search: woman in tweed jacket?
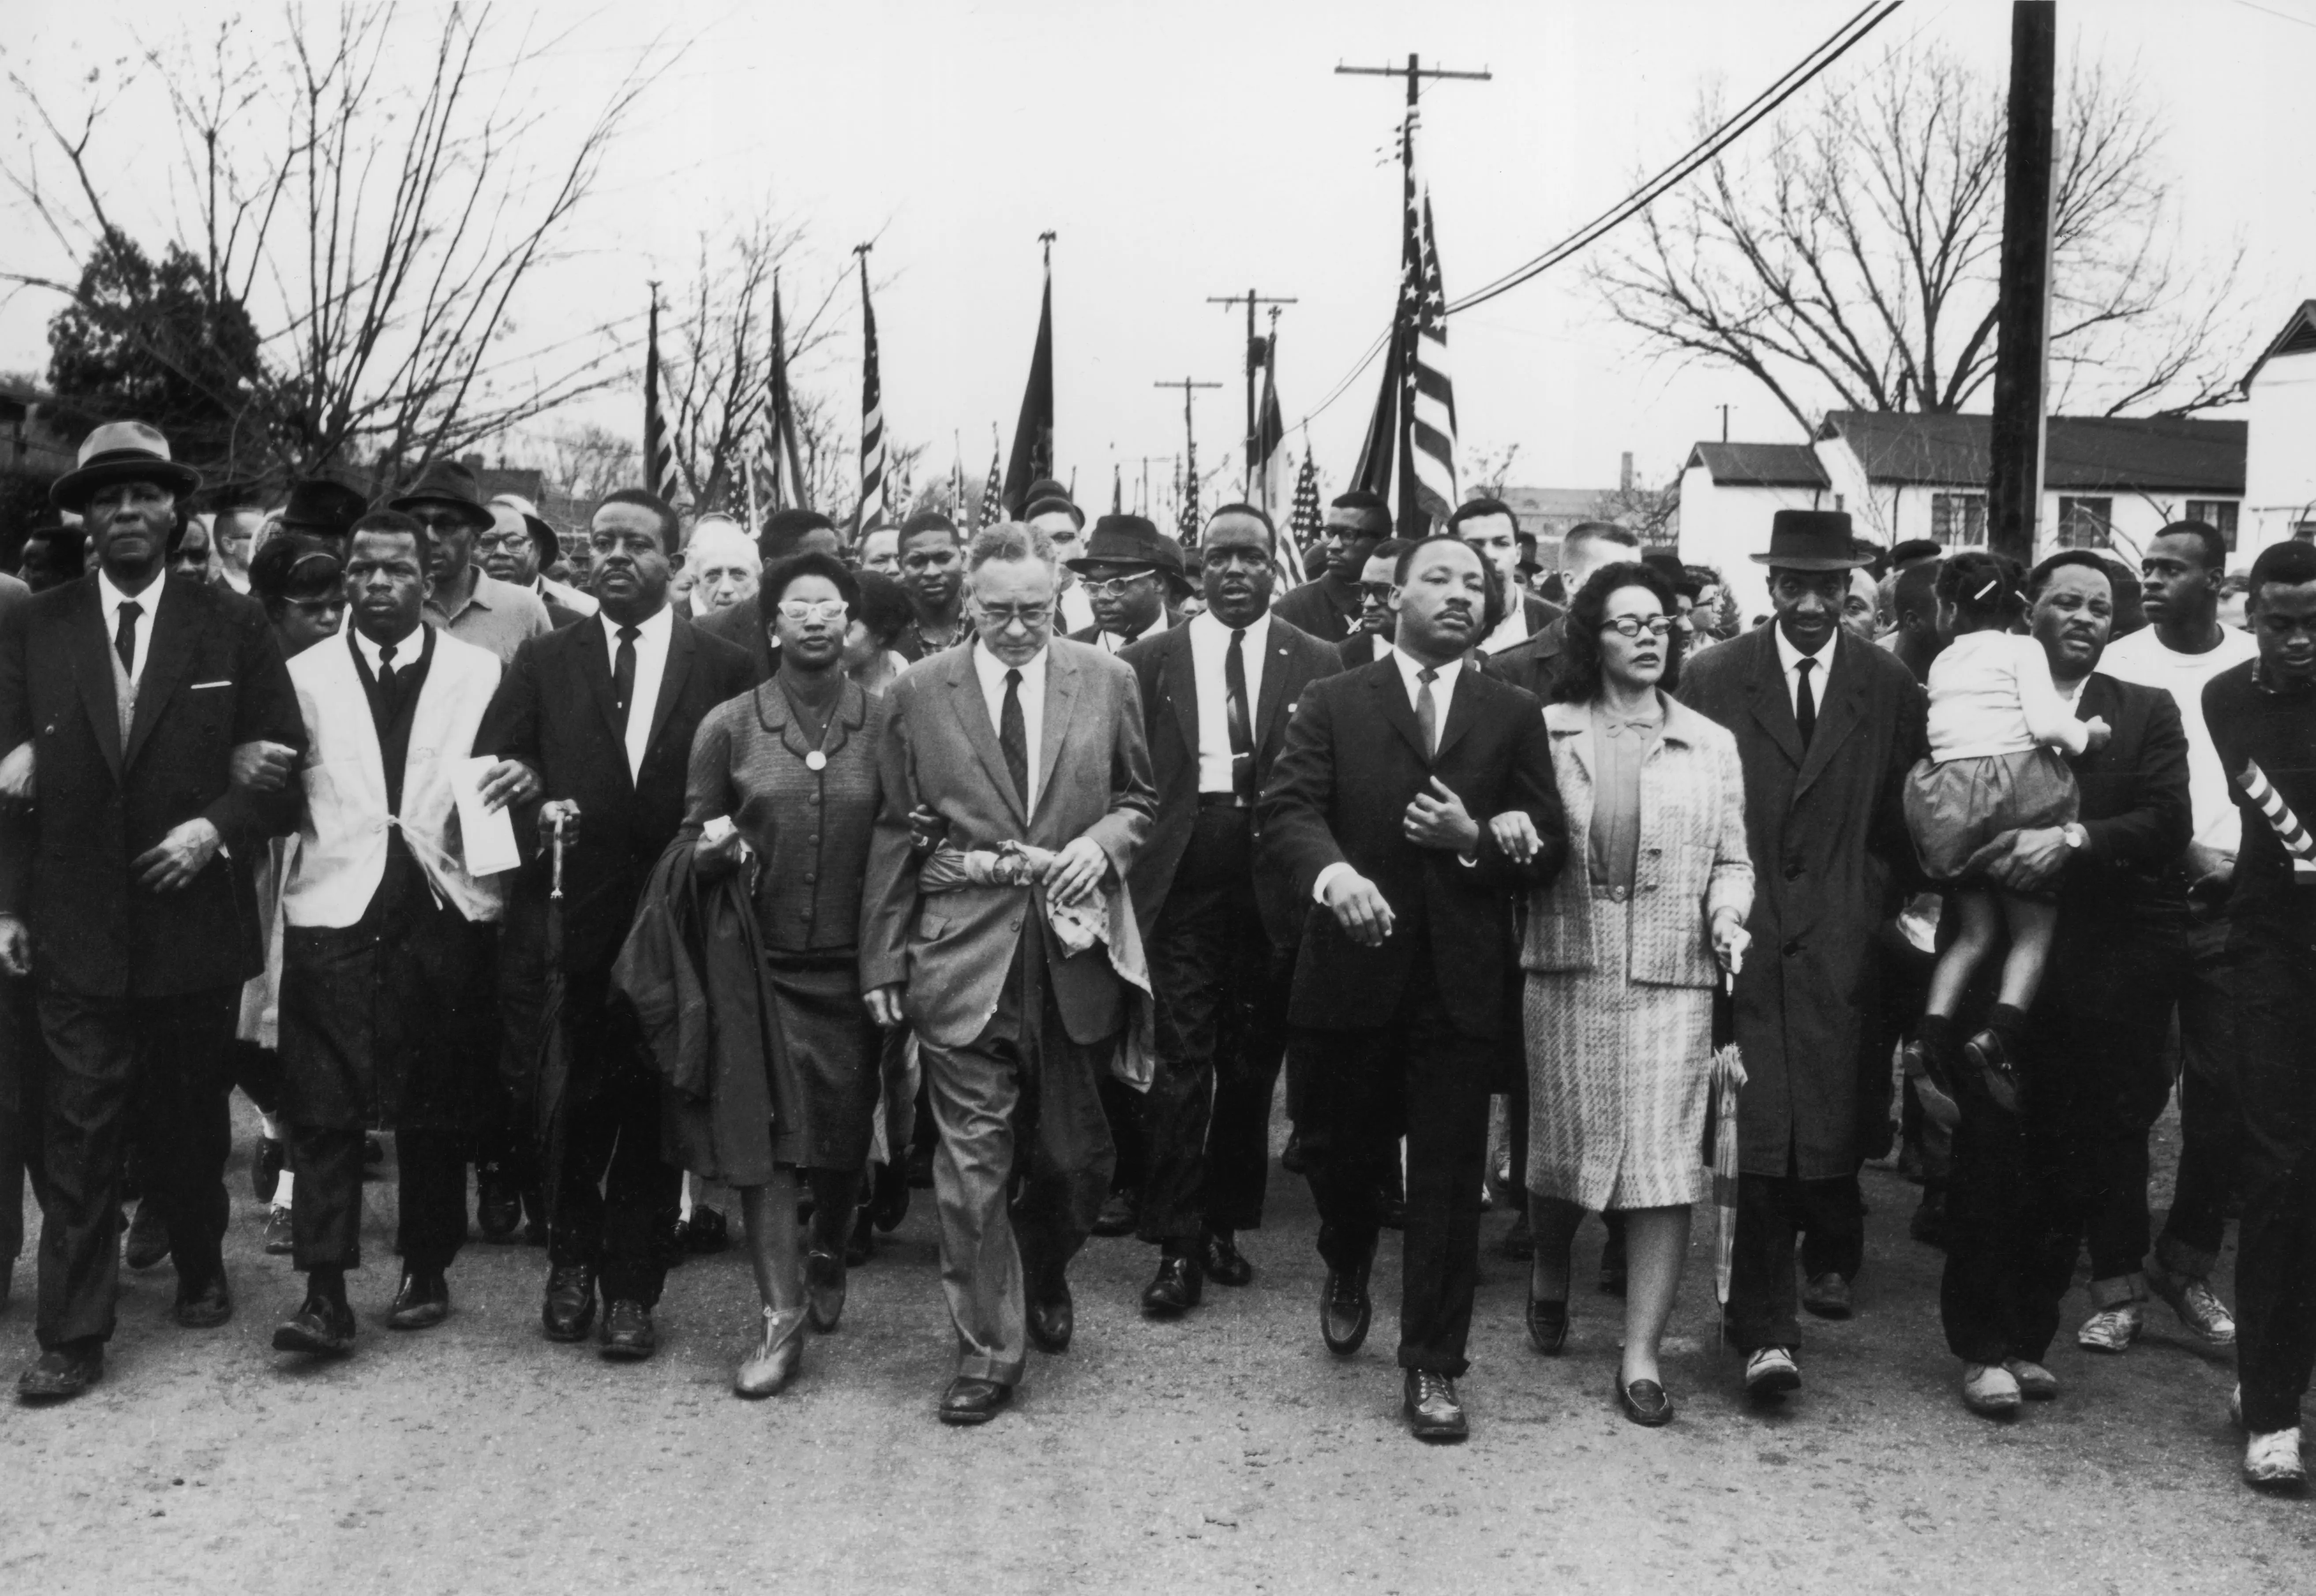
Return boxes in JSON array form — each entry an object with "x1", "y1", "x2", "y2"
[{"x1": 1493, "y1": 561, "x2": 1753, "y2": 1427}]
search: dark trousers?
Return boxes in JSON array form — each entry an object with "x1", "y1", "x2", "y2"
[
  {"x1": 1138, "y1": 807, "x2": 1289, "y2": 1245},
  {"x1": 32, "y1": 984, "x2": 238, "y2": 1349},
  {"x1": 0, "y1": 979, "x2": 44, "y2": 1271},
  {"x1": 2160, "y1": 912, "x2": 2242, "y2": 1276},
  {"x1": 547, "y1": 976, "x2": 678, "y2": 1308},
  {"x1": 289, "y1": 1125, "x2": 468, "y2": 1275},
  {"x1": 2229, "y1": 909, "x2": 2316, "y2": 1435},
  {"x1": 1939, "y1": 1055, "x2": 2080, "y2": 1365},
  {"x1": 1725, "y1": 1167, "x2": 1866, "y2": 1353},
  {"x1": 483, "y1": 895, "x2": 551, "y2": 1200},
  {"x1": 1295, "y1": 954, "x2": 1495, "y2": 1377}
]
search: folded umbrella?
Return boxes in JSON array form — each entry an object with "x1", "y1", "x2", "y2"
[{"x1": 1705, "y1": 969, "x2": 1746, "y2": 1342}]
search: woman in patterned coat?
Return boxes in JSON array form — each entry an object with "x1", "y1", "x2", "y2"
[{"x1": 1493, "y1": 561, "x2": 1753, "y2": 1427}]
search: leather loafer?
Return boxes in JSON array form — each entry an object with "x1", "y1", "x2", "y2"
[
  {"x1": 173, "y1": 1271, "x2": 233, "y2": 1329},
  {"x1": 542, "y1": 1263, "x2": 598, "y2": 1342},
  {"x1": 124, "y1": 1198, "x2": 171, "y2": 1271},
  {"x1": 1616, "y1": 1372, "x2": 1674, "y2": 1427},
  {"x1": 1027, "y1": 1277, "x2": 1074, "y2": 1353},
  {"x1": 599, "y1": 1299, "x2": 656, "y2": 1361},
  {"x1": 1278, "y1": 1130, "x2": 1307, "y2": 1175},
  {"x1": 1320, "y1": 1251, "x2": 1373, "y2": 1356},
  {"x1": 1404, "y1": 1369, "x2": 1468, "y2": 1443},
  {"x1": 1091, "y1": 1189, "x2": 1139, "y2": 1238},
  {"x1": 1525, "y1": 1294, "x2": 1569, "y2": 1356},
  {"x1": 387, "y1": 1269, "x2": 450, "y2": 1331},
  {"x1": 272, "y1": 1293, "x2": 357, "y2": 1357},
  {"x1": 938, "y1": 1375, "x2": 1012, "y2": 1426},
  {"x1": 870, "y1": 1161, "x2": 911, "y2": 1233},
  {"x1": 475, "y1": 1169, "x2": 523, "y2": 1243},
  {"x1": 252, "y1": 1136, "x2": 287, "y2": 1204},
  {"x1": 1140, "y1": 1251, "x2": 1204, "y2": 1318},
  {"x1": 806, "y1": 1249, "x2": 848, "y2": 1334},
  {"x1": 17, "y1": 1342, "x2": 103, "y2": 1402},
  {"x1": 734, "y1": 1306, "x2": 808, "y2": 1398},
  {"x1": 1802, "y1": 1272, "x2": 1853, "y2": 1320},
  {"x1": 262, "y1": 1205, "x2": 296, "y2": 1256},
  {"x1": 1200, "y1": 1230, "x2": 1254, "y2": 1288}
]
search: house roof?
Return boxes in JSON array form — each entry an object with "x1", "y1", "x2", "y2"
[
  {"x1": 1814, "y1": 410, "x2": 2245, "y2": 495},
  {"x1": 2243, "y1": 299, "x2": 2316, "y2": 391},
  {"x1": 1500, "y1": 486, "x2": 1616, "y2": 527},
  {"x1": 1684, "y1": 441, "x2": 1829, "y2": 489}
]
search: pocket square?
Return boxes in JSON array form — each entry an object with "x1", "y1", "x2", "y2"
[{"x1": 190, "y1": 680, "x2": 232, "y2": 690}]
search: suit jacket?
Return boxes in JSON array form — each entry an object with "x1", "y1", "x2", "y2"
[
  {"x1": 1675, "y1": 624, "x2": 1926, "y2": 1178},
  {"x1": 477, "y1": 609, "x2": 755, "y2": 976},
  {"x1": 1336, "y1": 631, "x2": 1389, "y2": 672},
  {"x1": 282, "y1": 628, "x2": 507, "y2": 929},
  {"x1": 1118, "y1": 617, "x2": 1341, "y2": 946},
  {"x1": 1258, "y1": 657, "x2": 1566, "y2": 1038},
  {"x1": 1271, "y1": 578, "x2": 1360, "y2": 644},
  {"x1": 862, "y1": 639, "x2": 1157, "y2": 1049},
  {"x1": 2054, "y1": 670, "x2": 2191, "y2": 912},
  {"x1": 1483, "y1": 615, "x2": 1568, "y2": 700},
  {"x1": 696, "y1": 594, "x2": 776, "y2": 687},
  {"x1": 0, "y1": 572, "x2": 304, "y2": 997}
]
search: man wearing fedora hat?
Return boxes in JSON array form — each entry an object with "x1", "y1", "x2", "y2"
[
  {"x1": 0, "y1": 420, "x2": 306, "y2": 1401},
  {"x1": 276, "y1": 477, "x2": 371, "y2": 548},
  {"x1": 481, "y1": 493, "x2": 596, "y2": 625},
  {"x1": 1068, "y1": 514, "x2": 1185, "y2": 657},
  {"x1": 1676, "y1": 508, "x2": 1926, "y2": 1402},
  {"x1": 393, "y1": 460, "x2": 553, "y2": 666}
]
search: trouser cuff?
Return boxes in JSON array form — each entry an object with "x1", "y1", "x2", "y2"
[{"x1": 2086, "y1": 1272, "x2": 2147, "y2": 1311}]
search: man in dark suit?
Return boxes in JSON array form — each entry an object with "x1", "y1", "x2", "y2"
[
  {"x1": 695, "y1": 508, "x2": 844, "y2": 686},
  {"x1": 1118, "y1": 505, "x2": 1340, "y2": 1315},
  {"x1": 1260, "y1": 535, "x2": 1566, "y2": 1443},
  {"x1": 1934, "y1": 550, "x2": 2192, "y2": 1416},
  {"x1": 1335, "y1": 540, "x2": 1410, "y2": 672},
  {"x1": 0, "y1": 422, "x2": 305, "y2": 1401},
  {"x1": 478, "y1": 487, "x2": 753, "y2": 1362},
  {"x1": 1068, "y1": 514, "x2": 1184, "y2": 656},
  {"x1": 1675, "y1": 509, "x2": 1926, "y2": 1402},
  {"x1": 1272, "y1": 490, "x2": 1391, "y2": 645}
]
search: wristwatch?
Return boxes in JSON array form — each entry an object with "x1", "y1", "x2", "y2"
[{"x1": 2061, "y1": 822, "x2": 2088, "y2": 850}]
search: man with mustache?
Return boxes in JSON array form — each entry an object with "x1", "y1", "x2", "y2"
[{"x1": 1260, "y1": 535, "x2": 1565, "y2": 1442}]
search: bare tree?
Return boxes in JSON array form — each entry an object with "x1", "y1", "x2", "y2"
[
  {"x1": 1, "y1": 2, "x2": 677, "y2": 488},
  {"x1": 538, "y1": 422, "x2": 637, "y2": 506},
  {"x1": 1464, "y1": 442, "x2": 1522, "y2": 501},
  {"x1": 1591, "y1": 43, "x2": 2248, "y2": 434},
  {"x1": 1589, "y1": 471, "x2": 1681, "y2": 545}
]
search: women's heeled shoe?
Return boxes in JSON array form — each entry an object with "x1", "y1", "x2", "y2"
[
  {"x1": 1525, "y1": 1294, "x2": 1570, "y2": 1355},
  {"x1": 734, "y1": 1306, "x2": 808, "y2": 1398}
]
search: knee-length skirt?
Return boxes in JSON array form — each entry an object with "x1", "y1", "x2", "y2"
[{"x1": 1524, "y1": 893, "x2": 1713, "y2": 1211}]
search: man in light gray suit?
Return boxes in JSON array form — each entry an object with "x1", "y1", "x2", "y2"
[{"x1": 863, "y1": 521, "x2": 1157, "y2": 1427}]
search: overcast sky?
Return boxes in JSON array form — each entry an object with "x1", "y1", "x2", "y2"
[{"x1": 4, "y1": 0, "x2": 2310, "y2": 504}]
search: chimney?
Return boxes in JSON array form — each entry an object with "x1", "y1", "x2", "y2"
[
  {"x1": 461, "y1": 453, "x2": 484, "y2": 475},
  {"x1": 1620, "y1": 452, "x2": 1634, "y2": 492}
]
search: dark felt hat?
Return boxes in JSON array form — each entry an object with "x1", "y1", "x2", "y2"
[
  {"x1": 1751, "y1": 508, "x2": 1871, "y2": 571},
  {"x1": 1067, "y1": 514, "x2": 1185, "y2": 583},
  {"x1": 50, "y1": 421, "x2": 203, "y2": 512},
  {"x1": 279, "y1": 476, "x2": 371, "y2": 540},
  {"x1": 389, "y1": 458, "x2": 493, "y2": 531}
]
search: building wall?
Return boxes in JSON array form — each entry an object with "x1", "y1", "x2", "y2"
[
  {"x1": 1675, "y1": 464, "x2": 1827, "y2": 624},
  {"x1": 2243, "y1": 349, "x2": 2316, "y2": 563}
]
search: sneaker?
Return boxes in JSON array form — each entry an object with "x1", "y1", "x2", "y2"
[
  {"x1": 2145, "y1": 1259, "x2": 2236, "y2": 1347},
  {"x1": 1743, "y1": 1346, "x2": 1800, "y2": 1398},
  {"x1": 2076, "y1": 1301, "x2": 2142, "y2": 1353},
  {"x1": 2002, "y1": 1359, "x2": 2058, "y2": 1400},
  {"x1": 2244, "y1": 1428, "x2": 2306, "y2": 1491},
  {"x1": 262, "y1": 1205, "x2": 295, "y2": 1256},
  {"x1": 1961, "y1": 1363, "x2": 2021, "y2": 1417}
]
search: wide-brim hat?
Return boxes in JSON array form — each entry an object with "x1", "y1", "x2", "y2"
[
  {"x1": 390, "y1": 459, "x2": 493, "y2": 530},
  {"x1": 489, "y1": 493, "x2": 559, "y2": 561},
  {"x1": 278, "y1": 475, "x2": 371, "y2": 539},
  {"x1": 1066, "y1": 514, "x2": 1185, "y2": 582},
  {"x1": 1750, "y1": 508, "x2": 1871, "y2": 571},
  {"x1": 50, "y1": 421, "x2": 202, "y2": 512}
]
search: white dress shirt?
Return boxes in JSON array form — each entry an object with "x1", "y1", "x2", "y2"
[
  {"x1": 1479, "y1": 598, "x2": 1532, "y2": 657},
  {"x1": 1188, "y1": 609, "x2": 1270, "y2": 795},
  {"x1": 1311, "y1": 645, "x2": 1470, "y2": 904},
  {"x1": 350, "y1": 622, "x2": 426, "y2": 678},
  {"x1": 603, "y1": 605, "x2": 675, "y2": 783},
  {"x1": 1773, "y1": 621, "x2": 1836, "y2": 722},
  {"x1": 98, "y1": 570, "x2": 164, "y2": 687},
  {"x1": 972, "y1": 640, "x2": 1048, "y2": 813},
  {"x1": 1056, "y1": 583, "x2": 1096, "y2": 635}
]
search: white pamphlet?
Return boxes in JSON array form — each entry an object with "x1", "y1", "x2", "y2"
[{"x1": 452, "y1": 756, "x2": 523, "y2": 876}]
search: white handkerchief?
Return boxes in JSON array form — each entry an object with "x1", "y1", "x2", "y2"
[{"x1": 451, "y1": 756, "x2": 521, "y2": 875}]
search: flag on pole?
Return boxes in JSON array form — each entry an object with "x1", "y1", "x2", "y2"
[
  {"x1": 948, "y1": 446, "x2": 969, "y2": 527},
  {"x1": 1277, "y1": 445, "x2": 1316, "y2": 588},
  {"x1": 1399, "y1": 106, "x2": 1459, "y2": 532},
  {"x1": 857, "y1": 252, "x2": 887, "y2": 533},
  {"x1": 978, "y1": 440, "x2": 1005, "y2": 531},
  {"x1": 1002, "y1": 244, "x2": 1055, "y2": 517},
  {"x1": 644, "y1": 289, "x2": 673, "y2": 499},
  {"x1": 765, "y1": 272, "x2": 808, "y2": 511},
  {"x1": 1255, "y1": 332, "x2": 1288, "y2": 516},
  {"x1": 1112, "y1": 463, "x2": 1123, "y2": 516},
  {"x1": 1177, "y1": 437, "x2": 1201, "y2": 545}
]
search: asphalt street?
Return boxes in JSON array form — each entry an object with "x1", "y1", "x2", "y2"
[{"x1": 1, "y1": 1099, "x2": 2309, "y2": 1596}]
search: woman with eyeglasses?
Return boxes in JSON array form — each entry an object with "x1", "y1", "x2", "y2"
[
  {"x1": 1490, "y1": 560, "x2": 1754, "y2": 1427},
  {"x1": 675, "y1": 550, "x2": 890, "y2": 1397}
]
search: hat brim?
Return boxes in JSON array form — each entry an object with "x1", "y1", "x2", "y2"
[
  {"x1": 1065, "y1": 557, "x2": 1163, "y2": 576},
  {"x1": 388, "y1": 493, "x2": 494, "y2": 531},
  {"x1": 1748, "y1": 552, "x2": 1874, "y2": 571},
  {"x1": 50, "y1": 458, "x2": 202, "y2": 514}
]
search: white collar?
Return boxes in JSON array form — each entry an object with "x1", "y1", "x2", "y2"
[
  {"x1": 1189, "y1": 607, "x2": 1271, "y2": 647},
  {"x1": 1386, "y1": 643, "x2": 1463, "y2": 690},
  {"x1": 352, "y1": 623, "x2": 426, "y2": 669},
  {"x1": 1774, "y1": 621, "x2": 1835, "y2": 677},
  {"x1": 603, "y1": 603, "x2": 675, "y2": 646},
  {"x1": 973, "y1": 639, "x2": 1047, "y2": 684},
  {"x1": 97, "y1": 568, "x2": 163, "y2": 616}
]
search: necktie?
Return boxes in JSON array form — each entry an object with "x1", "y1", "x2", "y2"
[
  {"x1": 115, "y1": 600, "x2": 142, "y2": 678},
  {"x1": 1416, "y1": 666, "x2": 1440, "y2": 761},
  {"x1": 999, "y1": 668, "x2": 1030, "y2": 807},
  {"x1": 376, "y1": 640, "x2": 397, "y2": 688},
  {"x1": 1795, "y1": 655, "x2": 1818, "y2": 748},
  {"x1": 1225, "y1": 628, "x2": 1254, "y2": 801},
  {"x1": 613, "y1": 624, "x2": 640, "y2": 721}
]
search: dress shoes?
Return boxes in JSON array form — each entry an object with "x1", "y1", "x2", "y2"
[
  {"x1": 541, "y1": 1263, "x2": 598, "y2": 1342},
  {"x1": 1278, "y1": 1130, "x2": 1307, "y2": 1176},
  {"x1": 845, "y1": 1208, "x2": 874, "y2": 1268},
  {"x1": 174, "y1": 1271, "x2": 234, "y2": 1330},
  {"x1": 387, "y1": 1269, "x2": 450, "y2": 1331},
  {"x1": 1962, "y1": 1028, "x2": 2023, "y2": 1116},
  {"x1": 938, "y1": 1375, "x2": 1012, "y2": 1426},
  {"x1": 1960, "y1": 1362, "x2": 2022, "y2": 1417},
  {"x1": 1403, "y1": 1370, "x2": 1468, "y2": 1443},
  {"x1": 869, "y1": 1160, "x2": 911, "y2": 1233},
  {"x1": 1744, "y1": 1346, "x2": 1802, "y2": 1399},
  {"x1": 17, "y1": 1342, "x2": 103, "y2": 1402},
  {"x1": 475, "y1": 1167, "x2": 523, "y2": 1242},
  {"x1": 1091, "y1": 1188, "x2": 1139, "y2": 1238},
  {"x1": 1802, "y1": 1272, "x2": 1853, "y2": 1320},
  {"x1": 273, "y1": 1293, "x2": 357, "y2": 1357},
  {"x1": 1525, "y1": 1295, "x2": 1569, "y2": 1356},
  {"x1": 1200, "y1": 1230, "x2": 1254, "y2": 1288},
  {"x1": 806, "y1": 1249, "x2": 848, "y2": 1333},
  {"x1": 252, "y1": 1136, "x2": 287, "y2": 1204},
  {"x1": 263, "y1": 1205, "x2": 296, "y2": 1256},
  {"x1": 733, "y1": 1306, "x2": 808, "y2": 1398},
  {"x1": 124, "y1": 1197, "x2": 171, "y2": 1271},
  {"x1": 1027, "y1": 1276, "x2": 1074, "y2": 1353},
  {"x1": 599, "y1": 1299, "x2": 657, "y2": 1361},
  {"x1": 1140, "y1": 1251, "x2": 1204, "y2": 1318},
  {"x1": 906, "y1": 1143, "x2": 935, "y2": 1190},
  {"x1": 1616, "y1": 1372, "x2": 1674, "y2": 1427},
  {"x1": 1320, "y1": 1251, "x2": 1373, "y2": 1356}
]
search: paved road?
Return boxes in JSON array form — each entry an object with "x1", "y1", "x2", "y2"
[{"x1": 2, "y1": 1103, "x2": 2309, "y2": 1595}]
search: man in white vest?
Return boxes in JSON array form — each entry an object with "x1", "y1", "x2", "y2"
[{"x1": 268, "y1": 509, "x2": 538, "y2": 1357}]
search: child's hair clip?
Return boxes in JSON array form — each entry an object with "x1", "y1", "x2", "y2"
[{"x1": 1973, "y1": 577, "x2": 1998, "y2": 601}]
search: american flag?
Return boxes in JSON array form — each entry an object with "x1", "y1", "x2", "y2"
[
  {"x1": 643, "y1": 289, "x2": 673, "y2": 498},
  {"x1": 856, "y1": 252, "x2": 887, "y2": 531},
  {"x1": 1278, "y1": 445, "x2": 1317, "y2": 588},
  {"x1": 1400, "y1": 107, "x2": 1458, "y2": 527},
  {"x1": 977, "y1": 440, "x2": 1004, "y2": 530},
  {"x1": 1177, "y1": 440, "x2": 1200, "y2": 544},
  {"x1": 948, "y1": 449, "x2": 969, "y2": 525}
]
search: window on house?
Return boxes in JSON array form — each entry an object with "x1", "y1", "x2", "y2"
[
  {"x1": 2185, "y1": 500, "x2": 2240, "y2": 551},
  {"x1": 1931, "y1": 492, "x2": 1986, "y2": 547},
  {"x1": 2057, "y1": 497, "x2": 2114, "y2": 549}
]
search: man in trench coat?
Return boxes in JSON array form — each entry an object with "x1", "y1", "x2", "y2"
[{"x1": 1676, "y1": 510, "x2": 1925, "y2": 1399}]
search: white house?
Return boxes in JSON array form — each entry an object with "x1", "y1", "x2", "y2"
[
  {"x1": 1676, "y1": 444, "x2": 1832, "y2": 622},
  {"x1": 2241, "y1": 299, "x2": 2316, "y2": 561}
]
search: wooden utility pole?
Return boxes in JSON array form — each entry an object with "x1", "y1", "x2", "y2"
[
  {"x1": 1986, "y1": 2, "x2": 2057, "y2": 565},
  {"x1": 1154, "y1": 377, "x2": 1222, "y2": 504},
  {"x1": 1206, "y1": 289, "x2": 1297, "y2": 500}
]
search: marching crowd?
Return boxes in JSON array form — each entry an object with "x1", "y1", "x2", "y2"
[{"x1": 4, "y1": 417, "x2": 2315, "y2": 1496}]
